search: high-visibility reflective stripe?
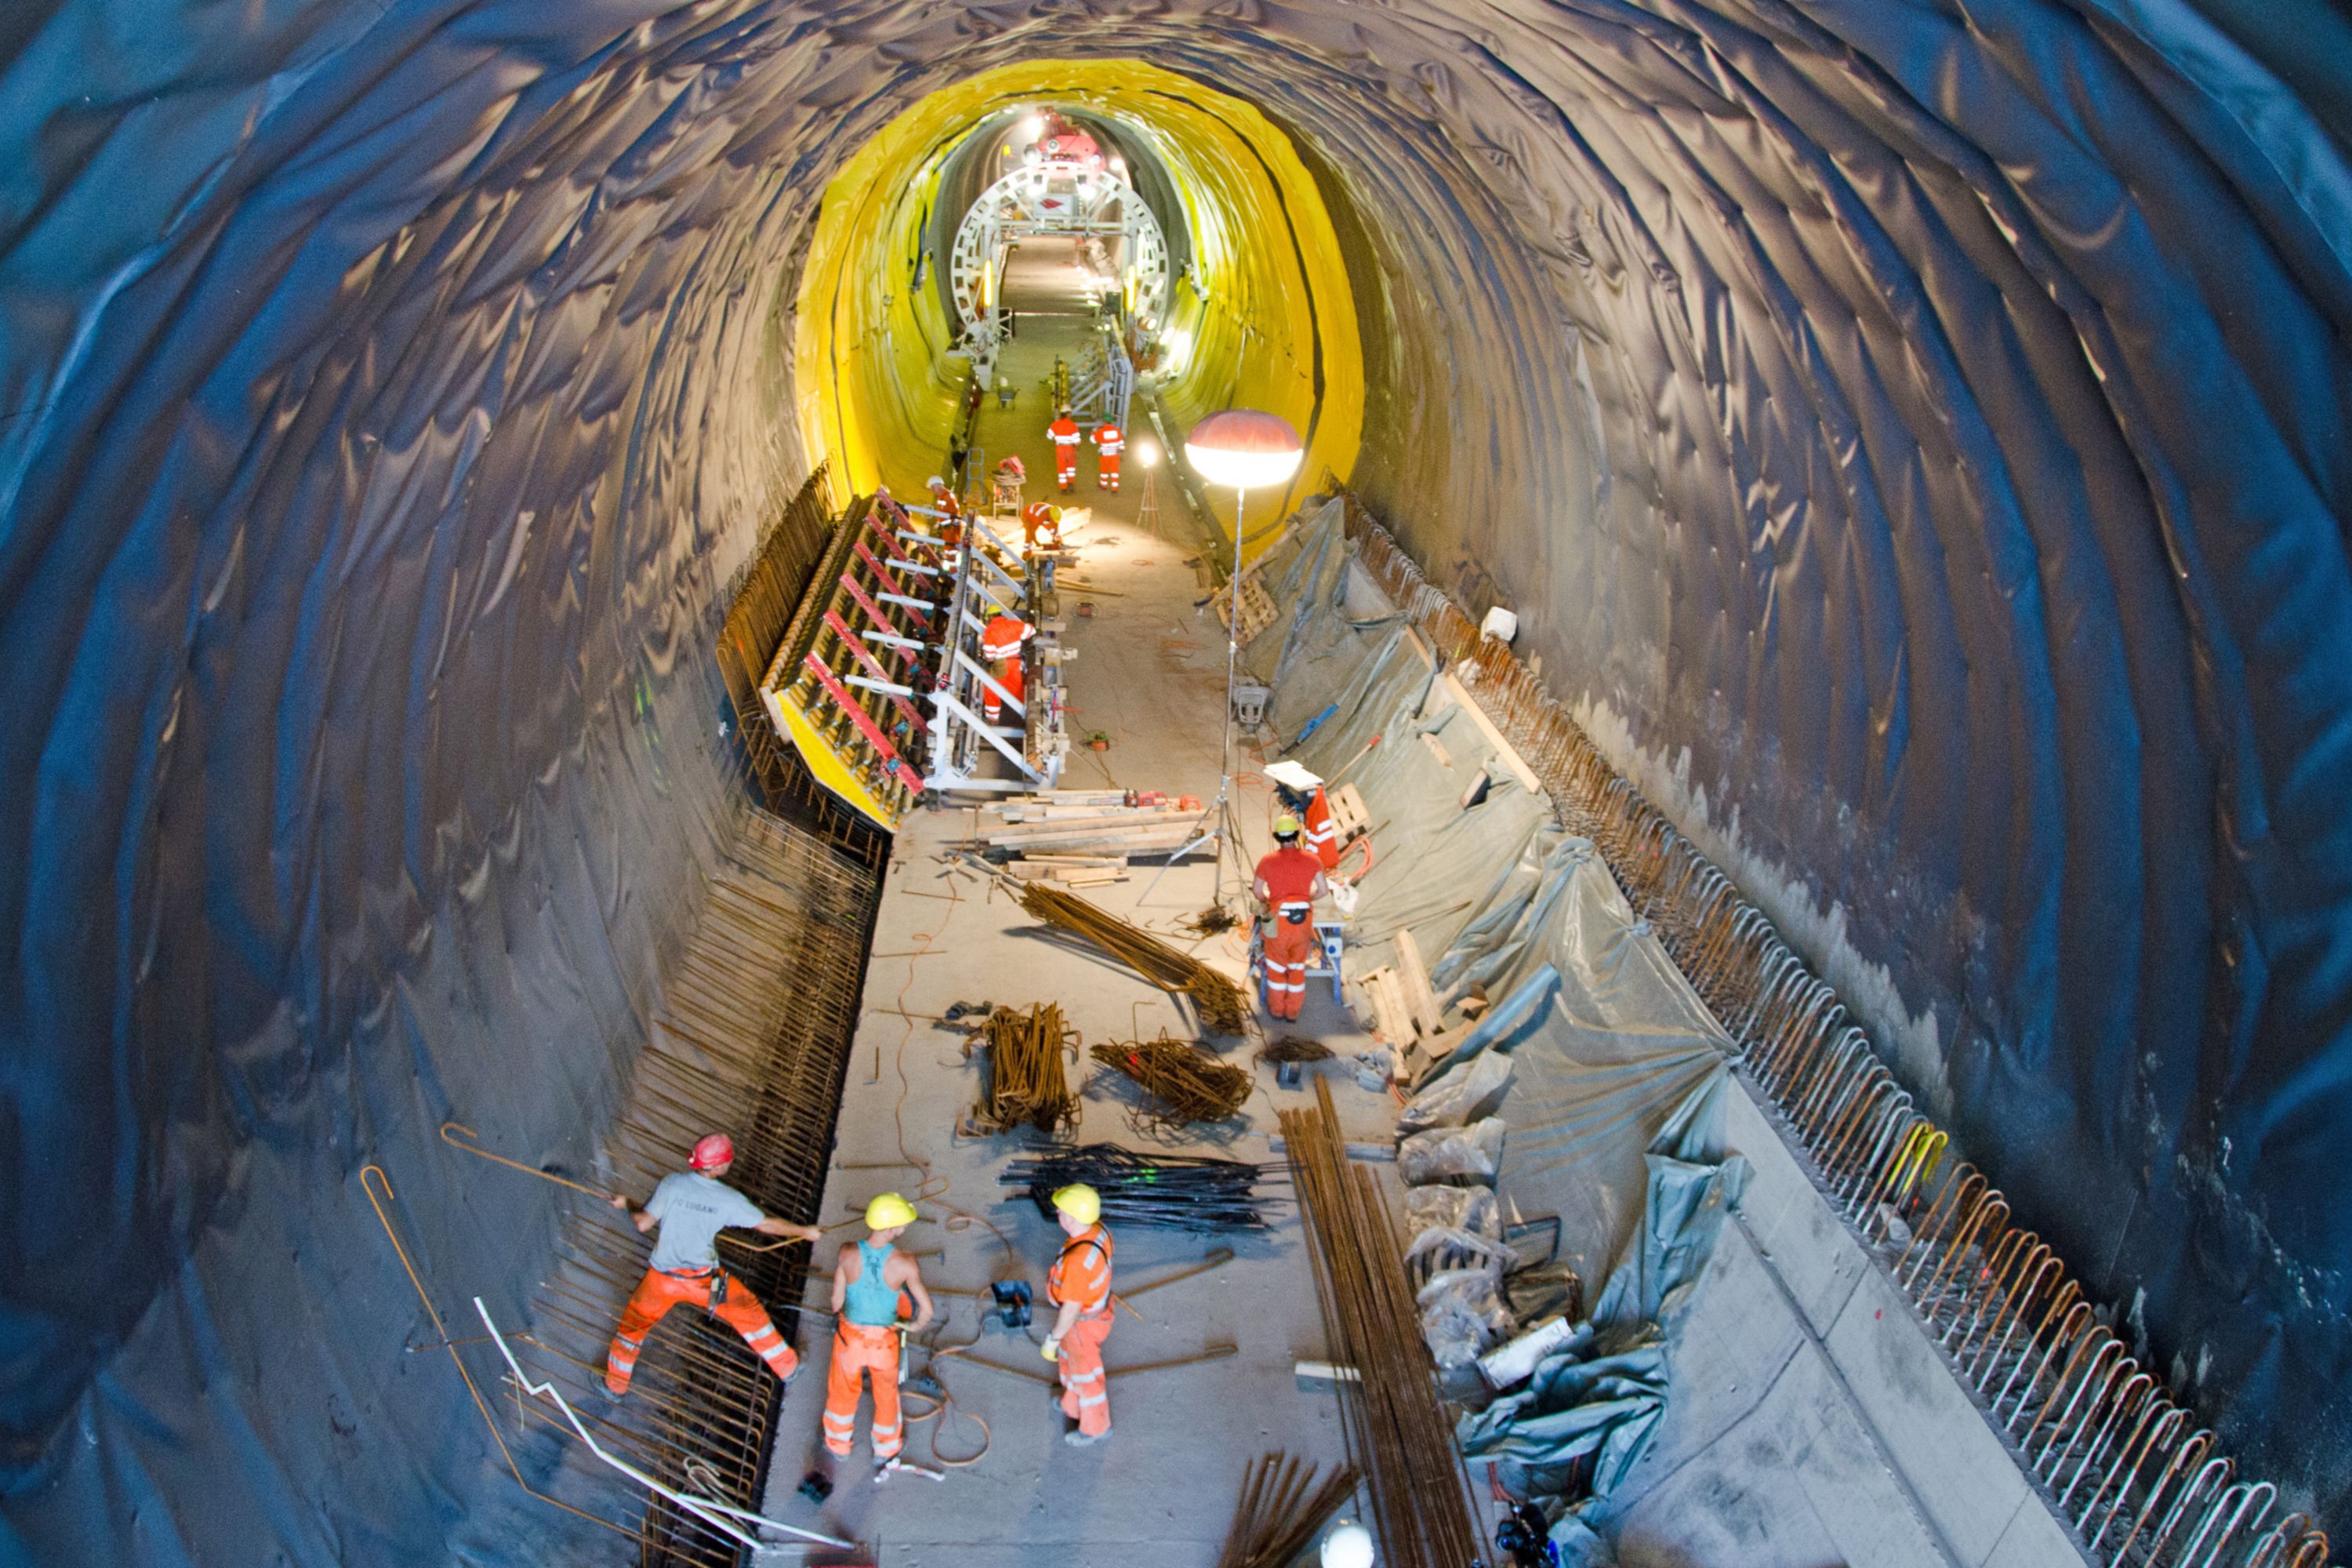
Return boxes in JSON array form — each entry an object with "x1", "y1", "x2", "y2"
[
  {"x1": 1065, "y1": 1369, "x2": 1103, "y2": 1384},
  {"x1": 1076, "y1": 1393, "x2": 1108, "y2": 1407},
  {"x1": 746, "y1": 1326, "x2": 779, "y2": 1345},
  {"x1": 609, "y1": 1354, "x2": 637, "y2": 1371},
  {"x1": 871, "y1": 1423, "x2": 901, "y2": 1438}
]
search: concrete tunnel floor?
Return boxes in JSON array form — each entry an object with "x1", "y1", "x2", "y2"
[{"x1": 752, "y1": 245, "x2": 1429, "y2": 1565}]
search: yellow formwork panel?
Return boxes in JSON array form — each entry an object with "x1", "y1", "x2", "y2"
[
  {"x1": 762, "y1": 683, "x2": 906, "y2": 833},
  {"x1": 794, "y1": 59, "x2": 1363, "y2": 562}
]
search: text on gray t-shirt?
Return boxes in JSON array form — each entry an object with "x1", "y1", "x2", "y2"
[{"x1": 644, "y1": 1172, "x2": 765, "y2": 1272}]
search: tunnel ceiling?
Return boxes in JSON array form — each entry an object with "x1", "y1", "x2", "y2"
[{"x1": 5, "y1": 0, "x2": 2352, "y2": 1559}]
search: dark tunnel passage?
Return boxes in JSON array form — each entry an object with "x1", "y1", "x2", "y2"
[{"x1": 5, "y1": 1, "x2": 2352, "y2": 1561}]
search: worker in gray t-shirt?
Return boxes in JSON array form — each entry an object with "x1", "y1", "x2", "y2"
[{"x1": 604, "y1": 1132, "x2": 822, "y2": 1396}]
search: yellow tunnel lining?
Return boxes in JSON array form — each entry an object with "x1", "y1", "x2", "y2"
[{"x1": 794, "y1": 59, "x2": 1363, "y2": 558}]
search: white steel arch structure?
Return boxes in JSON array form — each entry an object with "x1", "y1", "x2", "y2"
[{"x1": 947, "y1": 158, "x2": 1171, "y2": 386}]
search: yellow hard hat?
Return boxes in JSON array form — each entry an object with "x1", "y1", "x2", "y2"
[
  {"x1": 1273, "y1": 815, "x2": 1303, "y2": 839},
  {"x1": 1051, "y1": 1183, "x2": 1101, "y2": 1226},
  {"x1": 866, "y1": 1192, "x2": 918, "y2": 1230}
]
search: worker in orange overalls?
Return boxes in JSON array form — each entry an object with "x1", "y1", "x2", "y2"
[
  {"x1": 605, "y1": 1134, "x2": 822, "y2": 1396},
  {"x1": 980, "y1": 611, "x2": 1033, "y2": 724},
  {"x1": 822, "y1": 1192, "x2": 933, "y2": 1468},
  {"x1": 1254, "y1": 815, "x2": 1330, "y2": 1022},
  {"x1": 1020, "y1": 500, "x2": 1063, "y2": 556},
  {"x1": 1092, "y1": 421, "x2": 1123, "y2": 492},
  {"x1": 1040, "y1": 1183, "x2": 1115, "y2": 1446},
  {"x1": 1047, "y1": 407, "x2": 1083, "y2": 492},
  {"x1": 927, "y1": 475, "x2": 965, "y2": 563},
  {"x1": 1267, "y1": 760, "x2": 1341, "y2": 871}
]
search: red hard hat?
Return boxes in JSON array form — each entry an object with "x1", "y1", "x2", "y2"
[{"x1": 689, "y1": 1134, "x2": 735, "y2": 1171}]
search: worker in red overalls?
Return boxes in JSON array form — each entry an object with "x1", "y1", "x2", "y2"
[
  {"x1": 605, "y1": 1134, "x2": 822, "y2": 1396},
  {"x1": 1020, "y1": 500, "x2": 1063, "y2": 557},
  {"x1": 1047, "y1": 407, "x2": 1083, "y2": 492},
  {"x1": 1041, "y1": 1183, "x2": 1115, "y2": 1446},
  {"x1": 980, "y1": 612, "x2": 1033, "y2": 724},
  {"x1": 1092, "y1": 421, "x2": 1123, "y2": 492},
  {"x1": 1254, "y1": 816, "x2": 1330, "y2": 1022},
  {"x1": 927, "y1": 475, "x2": 965, "y2": 562},
  {"x1": 1267, "y1": 760, "x2": 1341, "y2": 871}
]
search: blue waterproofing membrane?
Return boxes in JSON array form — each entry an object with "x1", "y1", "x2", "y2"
[{"x1": 6, "y1": 1, "x2": 2352, "y2": 1558}]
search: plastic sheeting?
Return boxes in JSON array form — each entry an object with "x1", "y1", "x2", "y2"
[{"x1": 7, "y1": 0, "x2": 2352, "y2": 1555}]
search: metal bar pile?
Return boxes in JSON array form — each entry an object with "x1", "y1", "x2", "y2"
[
  {"x1": 1089, "y1": 1036, "x2": 1253, "y2": 1131},
  {"x1": 1001, "y1": 1143, "x2": 1279, "y2": 1233},
  {"x1": 1014, "y1": 880, "x2": 1250, "y2": 1035},
  {"x1": 499, "y1": 803, "x2": 881, "y2": 1568},
  {"x1": 1280, "y1": 1077, "x2": 1486, "y2": 1568},
  {"x1": 970, "y1": 1003, "x2": 1079, "y2": 1135},
  {"x1": 973, "y1": 789, "x2": 1210, "y2": 862},
  {"x1": 1217, "y1": 1452, "x2": 1365, "y2": 1568},
  {"x1": 1341, "y1": 495, "x2": 2336, "y2": 1568}
]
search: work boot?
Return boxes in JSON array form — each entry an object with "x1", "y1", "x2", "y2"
[{"x1": 1063, "y1": 1428, "x2": 1109, "y2": 1447}]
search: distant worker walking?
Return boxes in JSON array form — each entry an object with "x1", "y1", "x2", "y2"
[
  {"x1": 980, "y1": 611, "x2": 1035, "y2": 724},
  {"x1": 1253, "y1": 816, "x2": 1330, "y2": 1021},
  {"x1": 1040, "y1": 1183, "x2": 1116, "y2": 1445},
  {"x1": 822, "y1": 1193, "x2": 933, "y2": 1467},
  {"x1": 605, "y1": 1134, "x2": 821, "y2": 1396},
  {"x1": 1047, "y1": 406, "x2": 1083, "y2": 492},
  {"x1": 1093, "y1": 421, "x2": 1123, "y2": 492}
]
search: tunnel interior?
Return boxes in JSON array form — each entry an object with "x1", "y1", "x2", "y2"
[{"x1": 5, "y1": 1, "x2": 2352, "y2": 1562}]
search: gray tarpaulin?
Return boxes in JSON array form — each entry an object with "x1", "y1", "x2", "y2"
[{"x1": 1252, "y1": 510, "x2": 1747, "y2": 1547}]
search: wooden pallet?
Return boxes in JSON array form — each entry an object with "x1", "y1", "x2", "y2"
[{"x1": 1214, "y1": 574, "x2": 1280, "y2": 644}]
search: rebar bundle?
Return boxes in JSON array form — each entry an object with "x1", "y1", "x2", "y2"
[
  {"x1": 1090, "y1": 1035, "x2": 1253, "y2": 1129},
  {"x1": 1002, "y1": 1143, "x2": 1279, "y2": 1232},
  {"x1": 1257, "y1": 1036, "x2": 1334, "y2": 1064},
  {"x1": 1217, "y1": 1452, "x2": 1365, "y2": 1568},
  {"x1": 971, "y1": 1003, "x2": 1079, "y2": 1134},
  {"x1": 1014, "y1": 881, "x2": 1250, "y2": 1035},
  {"x1": 1281, "y1": 1076, "x2": 1487, "y2": 1568}
]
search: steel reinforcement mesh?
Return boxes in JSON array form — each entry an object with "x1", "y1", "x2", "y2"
[{"x1": 498, "y1": 801, "x2": 883, "y2": 1567}]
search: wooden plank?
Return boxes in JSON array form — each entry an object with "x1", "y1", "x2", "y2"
[
  {"x1": 1359, "y1": 965, "x2": 1414, "y2": 1046},
  {"x1": 1328, "y1": 782, "x2": 1370, "y2": 840},
  {"x1": 1393, "y1": 929, "x2": 1444, "y2": 1037},
  {"x1": 1436, "y1": 671, "x2": 1545, "y2": 794}
]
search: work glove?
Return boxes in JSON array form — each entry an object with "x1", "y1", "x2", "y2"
[{"x1": 1040, "y1": 1338, "x2": 1061, "y2": 1363}]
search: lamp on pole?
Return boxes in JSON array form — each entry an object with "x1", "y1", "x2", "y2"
[{"x1": 1160, "y1": 409, "x2": 1303, "y2": 909}]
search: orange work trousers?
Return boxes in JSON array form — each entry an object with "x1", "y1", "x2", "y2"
[
  {"x1": 606, "y1": 1268, "x2": 797, "y2": 1394},
  {"x1": 983, "y1": 658, "x2": 1025, "y2": 723},
  {"x1": 1096, "y1": 454, "x2": 1120, "y2": 491},
  {"x1": 822, "y1": 1322, "x2": 903, "y2": 1459},
  {"x1": 1056, "y1": 1310, "x2": 1113, "y2": 1436},
  {"x1": 1261, "y1": 916, "x2": 1316, "y2": 1021}
]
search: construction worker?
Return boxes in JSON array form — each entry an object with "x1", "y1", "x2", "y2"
[
  {"x1": 980, "y1": 611, "x2": 1034, "y2": 724},
  {"x1": 605, "y1": 1134, "x2": 822, "y2": 1396},
  {"x1": 822, "y1": 1193, "x2": 933, "y2": 1467},
  {"x1": 927, "y1": 474, "x2": 963, "y2": 524},
  {"x1": 1266, "y1": 760, "x2": 1342, "y2": 871},
  {"x1": 1253, "y1": 816, "x2": 1330, "y2": 1022},
  {"x1": 1092, "y1": 420, "x2": 1123, "y2": 491},
  {"x1": 1040, "y1": 1183, "x2": 1115, "y2": 1445},
  {"x1": 1020, "y1": 499, "x2": 1063, "y2": 556},
  {"x1": 1047, "y1": 406, "x2": 1083, "y2": 492}
]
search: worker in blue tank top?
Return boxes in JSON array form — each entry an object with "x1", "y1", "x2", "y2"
[{"x1": 822, "y1": 1192, "x2": 931, "y2": 1466}]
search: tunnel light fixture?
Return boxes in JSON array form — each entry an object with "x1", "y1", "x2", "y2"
[
  {"x1": 1158, "y1": 410, "x2": 1305, "y2": 911},
  {"x1": 1186, "y1": 409, "x2": 1305, "y2": 492},
  {"x1": 1135, "y1": 439, "x2": 1159, "y2": 468}
]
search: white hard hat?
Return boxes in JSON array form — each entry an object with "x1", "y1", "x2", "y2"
[
  {"x1": 1321, "y1": 1522, "x2": 1374, "y2": 1568},
  {"x1": 927, "y1": 475, "x2": 946, "y2": 489}
]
